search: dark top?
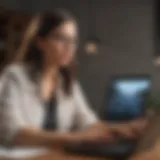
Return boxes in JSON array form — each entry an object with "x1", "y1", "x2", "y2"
[{"x1": 43, "y1": 95, "x2": 57, "y2": 130}]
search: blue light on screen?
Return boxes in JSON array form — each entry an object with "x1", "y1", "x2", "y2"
[{"x1": 106, "y1": 79, "x2": 150, "y2": 121}]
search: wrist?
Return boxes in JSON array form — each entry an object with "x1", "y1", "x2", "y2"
[{"x1": 56, "y1": 132, "x2": 79, "y2": 144}]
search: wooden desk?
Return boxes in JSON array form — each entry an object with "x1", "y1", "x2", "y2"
[
  {"x1": 33, "y1": 151, "x2": 110, "y2": 160},
  {"x1": 1, "y1": 148, "x2": 159, "y2": 160},
  {"x1": 0, "y1": 150, "x2": 111, "y2": 160}
]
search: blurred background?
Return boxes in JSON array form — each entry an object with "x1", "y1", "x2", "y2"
[{"x1": 0, "y1": 0, "x2": 158, "y2": 114}]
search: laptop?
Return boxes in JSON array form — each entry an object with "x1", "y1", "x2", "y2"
[
  {"x1": 104, "y1": 75, "x2": 151, "y2": 122},
  {"x1": 64, "y1": 75, "x2": 151, "y2": 158}
]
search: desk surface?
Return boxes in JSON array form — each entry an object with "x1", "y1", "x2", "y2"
[
  {"x1": 15, "y1": 150, "x2": 160, "y2": 160},
  {"x1": 1, "y1": 149, "x2": 158, "y2": 160},
  {"x1": 0, "y1": 150, "x2": 111, "y2": 160},
  {"x1": 34, "y1": 151, "x2": 110, "y2": 160}
]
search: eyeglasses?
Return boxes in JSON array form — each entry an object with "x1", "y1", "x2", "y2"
[{"x1": 47, "y1": 33, "x2": 78, "y2": 46}]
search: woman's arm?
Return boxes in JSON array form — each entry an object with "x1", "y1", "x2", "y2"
[
  {"x1": 87, "y1": 119, "x2": 148, "y2": 139},
  {"x1": 73, "y1": 82, "x2": 99, "y2": 129},
  {"x1": 12, "y1": 126, "x2": 113, "y2": 148},
  {"x1": 12, "y1": 127, "x2": 74, "y2": 147}
]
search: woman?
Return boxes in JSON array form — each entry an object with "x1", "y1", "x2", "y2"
[{"x1": 0, "y1": 9, "x2": 147, "y2": 148}]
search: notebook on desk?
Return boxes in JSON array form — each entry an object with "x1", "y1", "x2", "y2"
[{"x1": 0, "y1": 147, "x2": 49, "y2": 158}]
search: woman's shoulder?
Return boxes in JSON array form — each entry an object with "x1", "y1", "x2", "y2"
[
  {"x1": 3, "y1": 62, "x2": 25, "y2": 73},
  {"x1": 0, "y1": 63, "x2": 28, "y2": 83}
]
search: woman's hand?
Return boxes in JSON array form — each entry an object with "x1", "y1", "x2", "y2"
[
  {"x1": 61, "y1": 118, "x2": 148, "y2": 147},
  {"x1": 110, "y1": 119, "x2": 148, "y2": 139},
  {"x1": 129, "y1": 119, "x2": 148, "y2": 134},
  {"x1": 72, "y1": 128, "x2": 115, "y2": 143}
]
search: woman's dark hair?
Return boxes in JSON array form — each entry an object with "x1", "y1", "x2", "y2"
[{"x1": 15, "y1": 9, "x2": 77, "y2": 94}]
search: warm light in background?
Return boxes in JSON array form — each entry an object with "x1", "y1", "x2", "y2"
[
  {"x1": 85, "y1": 41, "x2": 98, "y2": 55},
  {"x1": 85, "y1": 0, "x2": 101, "y2": 55},
  {"x1": 85, "y1": 37, "x2": 100, "y2": 55}
]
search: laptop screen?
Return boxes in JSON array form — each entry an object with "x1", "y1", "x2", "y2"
[{"x1": 105, "y1": 76, "x2": 151, "y2": 122}]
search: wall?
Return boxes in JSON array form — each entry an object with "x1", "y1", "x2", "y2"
[
  {"x1": 0, "y1": 0, "x2": 156, "y2": 114},
  {"x1": 78, "y1": 0, "x2": 155, "y2": 115}
]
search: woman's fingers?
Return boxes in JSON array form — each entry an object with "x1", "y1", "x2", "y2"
[
  {"x1": 129, "y1": 119, "x2": 148, "y2": 136},
  {"x1": 79, "y1": 129, "x2": 115, "y2": 143}
]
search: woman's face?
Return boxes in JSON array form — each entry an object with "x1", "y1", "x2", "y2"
[{"x1": 38, "y1": 21, "x2": 78, "y2": 67}]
